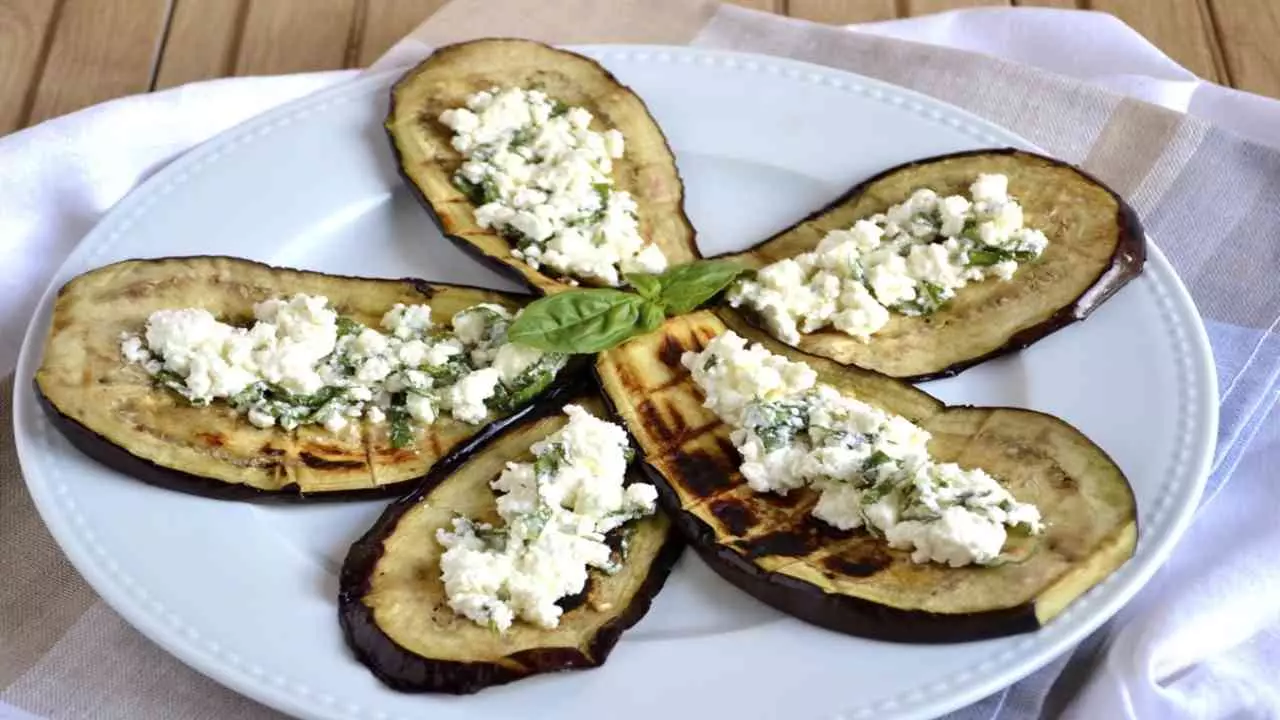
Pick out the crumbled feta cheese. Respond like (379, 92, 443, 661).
(381, 303, 432, 339)
(247, 407, 276, 429)
(492, 343, 545, 383)
(683, 331, 1042, 567)
(323, 412, 349, 434)
(405, 393, 437, 424)
(424, 340, 463, 367)
(451, 303, 511, 345)
(437, 405, 656, 631)
(440, 87, 667, 286)
(448, 368, 502, 424)
(120, 294, 567, 442)
(728, 173, 1048, 344)
(119, 334, 150, 364)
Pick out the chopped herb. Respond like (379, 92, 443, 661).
(510, 126, 537, 147)
(475, 524, 509, 551)
(387, 403, 414, 449)
(521, 503, 553, 540)
(860, 480, 895, 505)
(154, 368, 186, 391)
(534, 444, 567, 480)
(452, 175, 499, 205)
(422, 358, 472, 386)
(864, 450, 892, 469)
(336, 316, 364, 337)
(549, 99, 569, 117)
(487, 354, 567, 413)
(749, 400, 809, 452)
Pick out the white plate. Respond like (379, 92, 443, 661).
(14, 46, 1217, 720)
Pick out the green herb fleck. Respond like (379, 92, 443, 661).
(387, 403, 414, 449)
(336, 316, 364, 337)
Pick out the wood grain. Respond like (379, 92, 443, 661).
(153, 0, 245, 89)
(906, 0, 1009, 12)
(356, 0, 446, 67)
(1, 0, 1277, 134)
(1086, 0, 1223, 82)
(1207, 0, 1280, 99)
(725, 0, 784, 11)
(25, 0, 172, 126)
(788, 0, 897, 23)
(235, 0, 359, 75)
(0, 0, 61, 133)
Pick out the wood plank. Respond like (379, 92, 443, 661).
(905, 0, 1011, 11)
(724, 0, 784, 11)
(1086, 0, 1222, 83)
(1014, 0, 1079, 7)
(788, 0, 898, 23)
(234, 0, 358, 75)
(1207, 0, 1280, 97)
(0, 0, 61, 134)
(26, 0, 172, 126)
(357, 0, 446, 67)
(153, 0, 245, 89)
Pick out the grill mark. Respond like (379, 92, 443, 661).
(709, 499, 756, 537)
(713, 435, 740, 465)
(734, 531, 812, 559)
(733, 516, 856, 559)
(757, 490, 805, 509)
(637, 400, 677, 444)
(260, 445, 285, 456)
(658, 335, 686, 367)
(804, 513, 857, 542)
(670, 450, 735, 498)
(616, 362, 646, 393)
(822, 546, 892, 578)
(299, 452, 365, 470)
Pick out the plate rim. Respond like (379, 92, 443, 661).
(12, 44, 1219, 720)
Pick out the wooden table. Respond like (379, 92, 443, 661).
(1, 0, 1274, 138)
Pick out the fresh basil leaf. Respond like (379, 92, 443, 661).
(625, 273, 662, 301)
(637, 298, 666, 333)
(653, 260, 745, 315)
(507, 290, 657, 354)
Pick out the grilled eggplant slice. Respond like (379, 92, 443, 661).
(339, 391, 681, 693)
(720, 149, 1145, 381)
(596, 308, 1137, 643)
(34, 256, 580, 501)
(385, 38, 698, 295)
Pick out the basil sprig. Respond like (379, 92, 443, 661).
(507, 260, 743, 354)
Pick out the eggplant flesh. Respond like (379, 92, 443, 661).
(33, 256, 576, 501)
(338, 392, 682, 694)
(595, 308, 1137, 643)
(720, 149, 1146, 381)
(385, 38, 699, 295)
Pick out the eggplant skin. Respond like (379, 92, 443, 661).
(720, 148, 1147, 381)
(338, 389, 683, 694)
(595, 309, 1138, 644)
(33, 255, 586, 502)
(385, 38, 700, 296)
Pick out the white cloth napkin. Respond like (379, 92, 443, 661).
(2, 8, 1277, 720)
